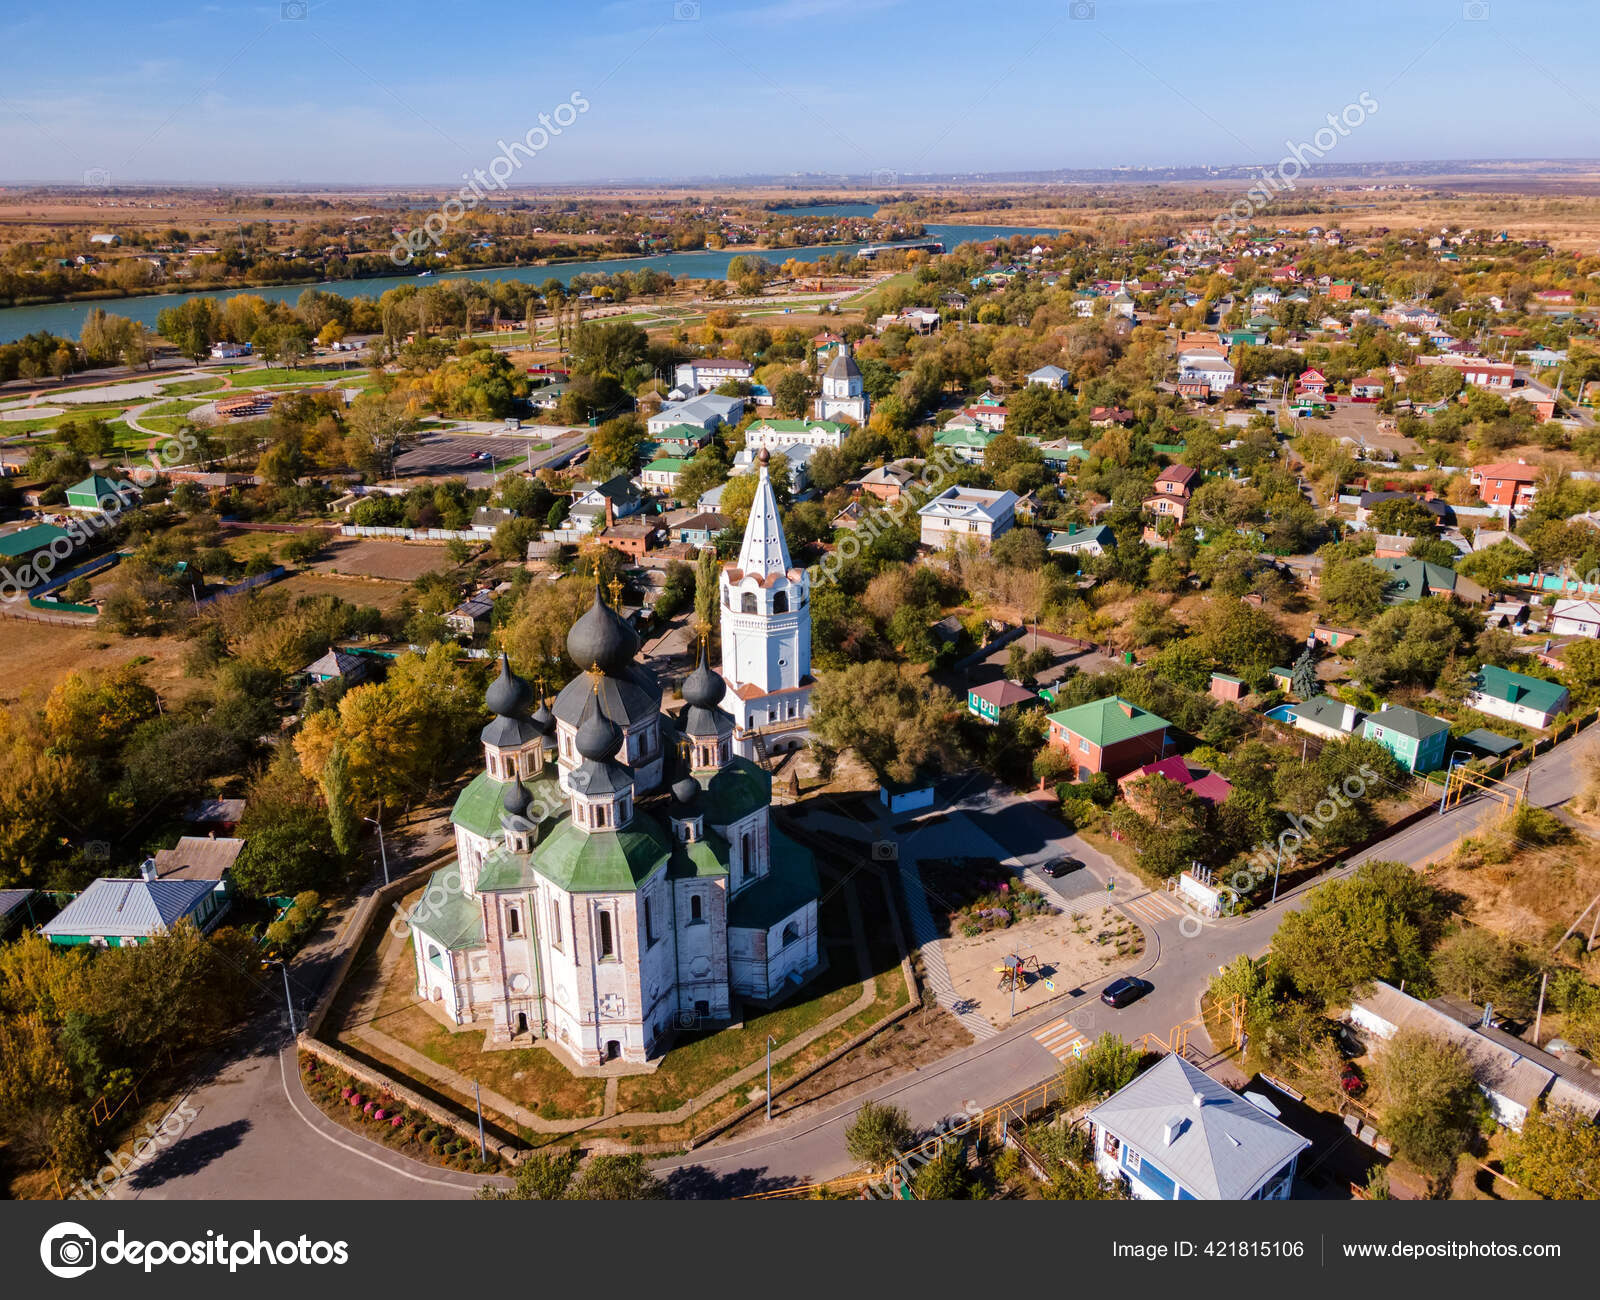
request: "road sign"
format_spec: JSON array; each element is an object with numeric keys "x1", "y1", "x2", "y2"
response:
[
  {"x1": 1044, "y1": 978, "x2": 1055, "y2": 992},
  {"x1": 1106, "y1": 880, "x2": 1115, "y2": 893}
]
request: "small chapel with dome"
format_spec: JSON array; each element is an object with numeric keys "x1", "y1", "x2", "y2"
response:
[{"x1": 407, "y1": 503, "x2": 822, "y2": 1066}]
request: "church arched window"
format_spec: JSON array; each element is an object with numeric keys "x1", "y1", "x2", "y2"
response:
[
  {"x1": 781, "y1": 921, "x2": 799, "y2": 947},
  {"x1": 772, "y1": 590, "x2": 788, "y2": 614},
  {"x1": 741, "y1": 592, "x2": 757, "y2": 613}
]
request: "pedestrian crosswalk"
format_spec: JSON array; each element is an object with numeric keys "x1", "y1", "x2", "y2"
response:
[
  {"x1": 1120, "y1": 890, "x2": 1185, "y2": 925},
  {"x1": 1032, "y1": 1017, "x2": 1090, "y2": 1062}
]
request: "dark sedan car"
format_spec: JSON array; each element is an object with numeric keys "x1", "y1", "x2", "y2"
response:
[
  {"x1": 1042, "y1": 857, "x2": 1084, "y2": 878},
  {"x1": 1101, "y1": 976, "x2": 1149, "y2": 1009}
]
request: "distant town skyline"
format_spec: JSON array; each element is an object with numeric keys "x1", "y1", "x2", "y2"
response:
[{"x1": 0, "y1": 0, "x2": 1594, "y2": 185}]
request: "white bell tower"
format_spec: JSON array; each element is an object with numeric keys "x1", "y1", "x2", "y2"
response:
[{"x1": 718, "y1": 452, "x2": 812, "y2": 752}]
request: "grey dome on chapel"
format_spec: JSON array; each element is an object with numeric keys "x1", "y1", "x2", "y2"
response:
[
  {"x1": 575, "y1": 691, "x2": 623, "y2": 762},
  {"x1": 566, "y1": 583, "x2": 639, "y2": 675},
  {"x1": 485, "y1": 653, "x2": 533, "y2": 717},
  {"x1": 681, "y1": 639, "x2": 725, "y2": 709}
]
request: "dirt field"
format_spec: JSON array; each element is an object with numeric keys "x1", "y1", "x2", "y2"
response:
[
  {"x1": 311, "y1": 536, "x2": 453, "y2": 582},
  {"x1": 0, "y1": 616, "x2": 199, "y2": 707},
  {"x1": 275, "y1": 569, "x2": 414, "y2": 614}
]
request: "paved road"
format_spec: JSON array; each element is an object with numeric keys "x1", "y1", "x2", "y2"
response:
[
  {"x1": 124, "y1": 727, "x2": 1600, "y2": 1199},
  {"x1": 656, "y1": 730, "x2": 1600, "y2": 1192}
]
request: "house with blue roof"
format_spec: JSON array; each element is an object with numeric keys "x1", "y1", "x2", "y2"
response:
[{"x1": 41, "y1": 874, "x2": 228, "y2": 947}]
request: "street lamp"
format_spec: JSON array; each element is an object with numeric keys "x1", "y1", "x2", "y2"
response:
[
  {"x1": 364, "y1": 815, "x2": 389, "y2": 885},
  {"x1": 1437, "y1": 749, "x2": 1474, "y2": 817},
  {"x1": 274, "y1": 958, "x2": 297, "y2": 1035},
  {"x1": 766, "y1": 1036, "x2": 776, "y2": 1121}
]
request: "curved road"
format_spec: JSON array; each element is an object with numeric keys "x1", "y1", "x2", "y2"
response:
[{"x1": 122, "y1": 727, "x2": 1598, "y2": 1199}]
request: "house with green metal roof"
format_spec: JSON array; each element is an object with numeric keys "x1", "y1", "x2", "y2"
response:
[
  {"x1": 934, "y1": 421, "x2": 996, "y2": 463},
  {"x1": 1046, "y1": 696, "x2": 1171, "y2": 777},
  {"x1": 1362, "y1": 703, "x2": 1450, "y2": 773},
  {"x1": 0, "y1": 523, "x2": 72, "y2": 565},
  {"x1": 65, "y1": 474, "x2": 140, "y2": 513},
  {"x1": 639, "y1": 455, "x2": 694, "y2": 493},
  {"x1": 1365, "y1": 555, "x2": 1458, "y2": 604},
  {"x1": 1465, "y1": 664, "x2": 1570, "y2": 730}
]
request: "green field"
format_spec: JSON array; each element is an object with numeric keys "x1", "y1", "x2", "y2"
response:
[{"x1": 156, "y1": 377, "x2": 226, "y2": 396}]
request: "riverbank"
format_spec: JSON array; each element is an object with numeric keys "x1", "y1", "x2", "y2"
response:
[{"x1": 0, "y1": 221, "x2": 1058, "y2": 344}]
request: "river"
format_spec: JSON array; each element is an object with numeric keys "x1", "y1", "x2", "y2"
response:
[{"x1": 0, "y1": 222, "x2": 1055, "y2": 344}]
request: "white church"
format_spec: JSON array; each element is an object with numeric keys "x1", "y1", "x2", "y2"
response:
[
  {"x1": 406, "y1": 498, "x2": 822, "y2": 1065},
  {"x1": 718, "y1": 450, "x2": 815, "y2": 755},
  {"x1": 813, "y1": 346, "x2": 870, "y2": 424}
]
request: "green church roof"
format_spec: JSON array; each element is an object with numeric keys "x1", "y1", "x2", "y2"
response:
[
  {"x1": 669, "y1": 828, "x2": 731, "y2": 880},
  {"x1": 531, "y1": 815, "x2": 673, "y2": 894},
  {"x1": 406, "y1": 865, "x2": 484, "y2": 950},
  {"x1": 728, "y1": 829, "x2": 818, "y2": 931}
]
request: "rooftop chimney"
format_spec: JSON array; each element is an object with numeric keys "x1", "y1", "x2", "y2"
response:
[
  {"x1": 140, "y1": 858, "x2": 157, "y2": 882},
  {"x1": 1191, "y1": 1091, "x2": 1206, "y2": 1109}
]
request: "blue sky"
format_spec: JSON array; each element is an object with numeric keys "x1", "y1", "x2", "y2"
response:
[{"x1": 0, "y1": 0, "x2": 1594, "y2": 184}]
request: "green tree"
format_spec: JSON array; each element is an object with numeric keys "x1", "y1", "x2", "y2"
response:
[
  {"x1": 1505, "y1": 1104, "x2": 1600, "y2": 1199},
  {"x1": 845, "y1": 1100, "x2": 914, "y2": 1167},
  {"x1": 568, "y1": 1153, "x2": 666, "y2": 1200},
  {"x1": 321, "y1": 743, "x2": 358, "y2": 860},
  {"x1": 1373, "y1": 1028, "x2": 1484, "y2": 1192},
  {"x1": 811, "y1": 662, "x2": 960, "y2": 785},
  {"x1": 1269, "y1": 860, "x2": 1443, "y2": 1006}
]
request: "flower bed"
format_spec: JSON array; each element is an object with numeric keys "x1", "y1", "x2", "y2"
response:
[
  {"x1": 296, "y1": 1051, "x2": 506, "y2": 1175},
  {"x1": 918, "y1": 856, "x2": 1055, "y2": 937}
]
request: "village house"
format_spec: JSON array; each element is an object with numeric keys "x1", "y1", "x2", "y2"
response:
[
  {"x1": 675, "y1": 511, "x2": 730, "y2": 548},
  {"x1": 1470, "y1": 460, "x2": 1540, "y2": 513},
  {"x1": 1464, "y1": 665, "x2": 1570, "y2": 729},
  {"x1": 42, "y1": 867, "x2": 232, "y2": 948},
  {"x1": 1118, "y1": 755, "x2": 1233, "y2": 810},
  {"x1": 1046, "y1": 523, "x2": 1115, "y2": 558},
  {"x1": 568, "y1": 475, "x2": 644, "y2": 534},
  {"x1": 1143, "y1": 464, "x2": 1200, "y2": 527},
  {"x1": 645, "y1": 392, "x2": 743, "y2": 436},
  {"x1": 446, "y1": 592, "x2": 496, "y2": 639},
  {"x1": 1045, "y1": 696, "x2": 1170, "y2": 778},
  {"x1": 1361, "y1": 704, "x2": 1450, "y2": 774},
  {"x1": 304, "y1": 648, "x2": 373, "y2": 686},
  {"x1": 1350, "y1": 982, "x2": 1600, "y2": 1131},
  {"x1": 1086, "y1": 1054, "x2": 1309, "y2": 1201},
  {"x1": 1287, "y1": 695, "x2": 1363, "y2": 742},
  {"x1": 966, "y1": 679, "x2": 1038, "y2": 725},
  {"x1": 917, "y1": 486, "x2": 1017, "y2": 550},
  {"x1": 1549, "y1": 598, "x2": 1600, "y2": 639},
  {"x1": 1026, "y1": 364, "x2": 1070, "y2": 390}
]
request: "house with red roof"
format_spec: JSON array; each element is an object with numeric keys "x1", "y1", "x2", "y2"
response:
[
  {"x1": 1471, "y1": 460, "x2": 1540, "y2": 511},
  {"x1": 1117, "y1": 755, "x2": 1233, "y2": 811},
  {"x1": 1295, "y1": 368, "x2": 1328, "y2": 398}
]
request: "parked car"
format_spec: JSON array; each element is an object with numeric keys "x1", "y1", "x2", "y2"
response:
[
  {"x1": 1340, "y1": 1062, "x2": 1365, "y2": 1096},
  {"x1": 1042, "y1": 857, "x2": 1084, "y2": 878},
  {"x1": 1101, "y1": 976, "x2": 1148, "y2": 1009}
]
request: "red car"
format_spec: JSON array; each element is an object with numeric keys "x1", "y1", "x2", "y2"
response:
[{"x1": 1340, "y1": 1062, "x2": 1365, "y2": 1096}]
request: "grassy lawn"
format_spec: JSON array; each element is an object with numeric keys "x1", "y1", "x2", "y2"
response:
[
  {"x1": 157, "y1": 376, "x2": 226, "y2": 396},
  {"x1": 380, "y1": 1002, "x2": 607, "y2": 1122},
  {"x1": 849, "y1": 270, "x2": 918, "y2": 314},
  {"x1": 223, "y1": 365, "x2": 364, "y2": 384}
]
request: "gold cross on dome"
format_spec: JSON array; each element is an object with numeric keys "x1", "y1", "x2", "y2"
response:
[{"x1": 608, "y1": 575, "x2": 624, "y2": 607}]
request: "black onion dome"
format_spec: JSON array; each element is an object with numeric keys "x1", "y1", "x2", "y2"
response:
[
  {"x1": 529, "y1": 698, "x2": 555, "y2": 735},
  {"x1": 566, "y1": 583, "x2": 639, "y2": 675},
  {"x1": 575, "y1": 692, "x2": 622, "y2": 762},
  {"x1": 486, "y1": 653, "x2": 533, "y2": 717},
  {"x1": 672, "y1": 775, "x2": 700, "y2": 807},
  {"x1": 681, "y1": 640, "x2": 725, "y2": 709},
  {"x1": 501, "y1": 779, "x2": 533, "y2": 816}
]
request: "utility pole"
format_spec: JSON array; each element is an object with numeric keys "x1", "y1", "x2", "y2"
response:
[
  {"x1": 1270, "y1": 841, "x2": 1284, "y2": 904},
  {"x1": 364, "y1": 815, "x2": 389, "y2": 886},
  {"x1": 280, "y1": 961, "x2": 296, "y2": 1036},
  {"x1": 1533, "y1": 971, "x2": 1549, "y2": 1044},
  {"x1": 475, "y1": 1081, "x2": 487, "y2": 1161},
  {"x1": 765, "y1": 1036, "x2": 776, "y2": 1122}
]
